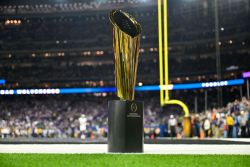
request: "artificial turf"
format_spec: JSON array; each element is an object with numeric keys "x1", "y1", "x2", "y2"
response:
[{"x1": 0, "y1": 154, "x2": 249, "y2": 167}]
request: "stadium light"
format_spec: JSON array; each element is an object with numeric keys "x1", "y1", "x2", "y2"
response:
[
  {"x1": 0, "y1": 79, "x2": 6, "y2": 85},
  {"x1": 138, "y1": 82, "x2": 143, "y2": 86},
  {"x1": 243, "y1": 72, "x2": 250, "y2": 78},
  {"x1": 0, "y1": 79, "x2": 244, "y2": 96}
]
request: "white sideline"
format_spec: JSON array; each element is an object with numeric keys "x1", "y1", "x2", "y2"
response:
[{"x1": 0, "y1": 144, "x2": 250, "y2": 154}]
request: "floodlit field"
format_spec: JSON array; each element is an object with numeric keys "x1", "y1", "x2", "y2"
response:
[{"x1": 0, "y1": 154, "x2": 249, "y2": 167}]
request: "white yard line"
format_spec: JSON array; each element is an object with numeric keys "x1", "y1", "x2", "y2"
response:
[
  {"x1": 216, "y1": 138, "x2": 250, "y2": 142},
  {"x1": 0, "y1": 144, "x2": 250, "y2": 154}
]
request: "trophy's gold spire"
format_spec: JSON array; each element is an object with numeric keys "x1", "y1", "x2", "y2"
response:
[{"x1": 109, "y1": 10, "x2": 141, "y2": 101}]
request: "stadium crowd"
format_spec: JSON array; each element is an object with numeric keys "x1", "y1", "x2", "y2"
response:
[{"x1": 0, "y1": 95, "x2": 249, "y2": 139}]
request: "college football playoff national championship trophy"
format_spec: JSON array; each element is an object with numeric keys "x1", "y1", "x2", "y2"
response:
[{"x1": 108, "y1": 9, "x2": 143, "y2": 153}]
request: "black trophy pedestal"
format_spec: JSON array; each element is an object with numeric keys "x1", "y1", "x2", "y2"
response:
[{"x1": 108, "y1": 100, "x2": 144, "y2": 153}]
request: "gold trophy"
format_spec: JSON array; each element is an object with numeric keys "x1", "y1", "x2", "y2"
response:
[
  {"x1": 109, "y1": 9, "x2": 141, "y2": 101},
  {"x1": 108, "y1": 10, "x2": 143, "y2": 153}
]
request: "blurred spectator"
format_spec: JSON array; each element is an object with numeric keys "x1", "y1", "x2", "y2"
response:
[
  {"x1": 168, "y1": 115, "x2": 177, "y2": 138},
  {"x1": 227, "y1": 114, "x2": 234, "y2": 138},
  {"x1": 203, "y1": 116, "x2": 211, "y2": 138},
  {"x1": 79, "y1": 114, "x2": 87, "y2": 139}
]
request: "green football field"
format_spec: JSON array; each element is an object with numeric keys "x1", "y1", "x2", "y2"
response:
[{"x1": 0, "y1": 154, "x2": 249, "y2": 167}]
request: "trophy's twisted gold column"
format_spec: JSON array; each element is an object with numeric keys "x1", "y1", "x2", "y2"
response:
[{"x1": 109, "y1": 10, "x2": 141, "y2": 101}]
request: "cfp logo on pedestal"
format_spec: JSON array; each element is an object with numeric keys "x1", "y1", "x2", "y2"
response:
[{"x1": 130, "y1": 103, "x2": 137, "y2": 112}]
